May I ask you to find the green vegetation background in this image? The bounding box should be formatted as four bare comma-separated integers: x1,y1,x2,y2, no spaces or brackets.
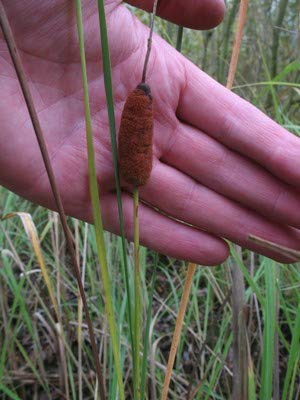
0,0,299,399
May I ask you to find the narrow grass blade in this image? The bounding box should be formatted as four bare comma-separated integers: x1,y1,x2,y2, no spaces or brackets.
0,383,22,400
260,259,276,400
140,255,157,399
96,0,134,356
224,3,249,397
74,1,125,398
133,187,141,399
282,303,300,400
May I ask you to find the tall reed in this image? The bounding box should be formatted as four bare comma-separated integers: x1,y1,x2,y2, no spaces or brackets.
96,0,135,366
226,1,249,398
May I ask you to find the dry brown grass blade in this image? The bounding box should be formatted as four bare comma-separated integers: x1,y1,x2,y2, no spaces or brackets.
0,3,105,398
248,234,300,261
161,263,196,400
2,212,59,319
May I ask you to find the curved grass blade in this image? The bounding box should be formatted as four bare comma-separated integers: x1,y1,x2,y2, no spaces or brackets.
96,0,134,364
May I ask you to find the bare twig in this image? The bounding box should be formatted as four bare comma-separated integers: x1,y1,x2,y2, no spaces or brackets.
0,3,105,399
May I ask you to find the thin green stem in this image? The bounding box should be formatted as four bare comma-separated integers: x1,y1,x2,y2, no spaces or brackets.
75,1,125,398
133,187,141,400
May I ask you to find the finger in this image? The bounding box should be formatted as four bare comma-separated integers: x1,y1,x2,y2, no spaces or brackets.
80,192,229,265
138,161,300,263
177,58,300,187
162,122,300,229
126,0,225,30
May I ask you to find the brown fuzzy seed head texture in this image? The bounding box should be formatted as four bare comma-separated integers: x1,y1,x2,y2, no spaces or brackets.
118,84,153,187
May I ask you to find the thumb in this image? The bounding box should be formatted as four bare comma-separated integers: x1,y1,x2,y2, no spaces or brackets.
125,0,226,30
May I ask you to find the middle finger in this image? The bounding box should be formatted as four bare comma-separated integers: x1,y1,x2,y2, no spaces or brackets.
161,122,300,229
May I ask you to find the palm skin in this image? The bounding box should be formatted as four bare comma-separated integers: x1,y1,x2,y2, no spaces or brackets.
1,0,300,265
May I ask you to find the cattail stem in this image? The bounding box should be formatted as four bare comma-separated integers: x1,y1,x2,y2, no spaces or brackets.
161,263,197,400
141,0,159,83
133,186,141,399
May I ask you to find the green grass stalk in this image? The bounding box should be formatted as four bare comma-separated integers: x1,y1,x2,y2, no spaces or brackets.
74,1,125,398
133,186,141,399
176,26,184,52
260,260,276,400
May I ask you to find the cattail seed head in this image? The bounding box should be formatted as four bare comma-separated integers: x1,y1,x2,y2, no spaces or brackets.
118,83,153,187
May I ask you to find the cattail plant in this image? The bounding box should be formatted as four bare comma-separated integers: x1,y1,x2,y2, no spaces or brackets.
118,82,153,398
118,2,158,398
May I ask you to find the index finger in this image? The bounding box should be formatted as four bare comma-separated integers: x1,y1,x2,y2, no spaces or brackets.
177,59,300,187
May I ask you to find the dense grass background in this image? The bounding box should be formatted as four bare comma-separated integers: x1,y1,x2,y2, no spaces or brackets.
0,0,299,399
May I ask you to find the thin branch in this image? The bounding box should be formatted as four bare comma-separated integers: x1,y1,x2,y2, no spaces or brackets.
0,3,105,399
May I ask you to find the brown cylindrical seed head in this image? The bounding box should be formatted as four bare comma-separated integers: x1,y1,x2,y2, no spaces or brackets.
118,83,153,187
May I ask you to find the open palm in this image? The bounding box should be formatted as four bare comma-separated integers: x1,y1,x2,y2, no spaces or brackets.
1,0,300,264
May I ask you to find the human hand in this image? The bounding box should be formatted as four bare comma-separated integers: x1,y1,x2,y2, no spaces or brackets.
1,0,300,265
